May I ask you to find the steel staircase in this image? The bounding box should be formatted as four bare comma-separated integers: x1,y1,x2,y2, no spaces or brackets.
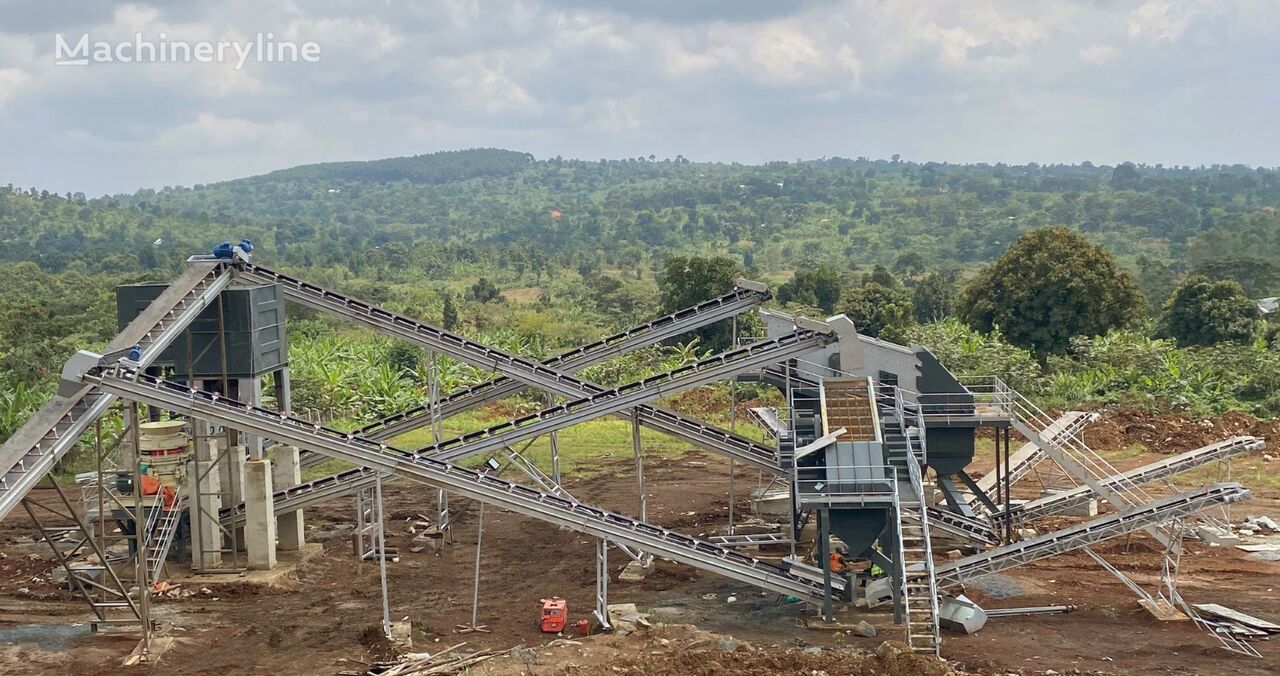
876,386,941,657
86,366,836,602
145,492,185,581
992,383,1182,549
973,410,1099,500
358,281,770,441
0,261,232,521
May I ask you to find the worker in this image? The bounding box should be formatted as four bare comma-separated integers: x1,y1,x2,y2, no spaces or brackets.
828,545,855,602
828,546,847,574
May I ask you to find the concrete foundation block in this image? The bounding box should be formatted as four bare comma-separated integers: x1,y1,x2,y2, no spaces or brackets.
271,445,305,551
1042,490,1098,517
618,559,653,582
243,459,277,570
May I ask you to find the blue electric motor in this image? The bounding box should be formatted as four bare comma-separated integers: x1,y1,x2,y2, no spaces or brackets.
127,344,142,361
212,239,254,259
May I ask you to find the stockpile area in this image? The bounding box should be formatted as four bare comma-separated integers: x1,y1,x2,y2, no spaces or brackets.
0,409,1276,675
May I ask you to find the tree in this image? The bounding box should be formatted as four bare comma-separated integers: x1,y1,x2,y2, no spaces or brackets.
958,227,1143,358
864,264,898,288
836,281,914,340
892,252,926,280
467,278,500,303
1158,276,1259,346
912,271,955,323
1135,255,1176,316
441,292,458,331
659,255,740,351
1110,162,1141,190
1192,256,1280,299
777,266,842,313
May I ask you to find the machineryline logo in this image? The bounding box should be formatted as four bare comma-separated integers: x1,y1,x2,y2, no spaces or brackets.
54,32,321,69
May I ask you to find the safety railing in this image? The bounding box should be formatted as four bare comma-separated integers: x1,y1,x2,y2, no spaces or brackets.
995,379,1155,508
795,465,900,506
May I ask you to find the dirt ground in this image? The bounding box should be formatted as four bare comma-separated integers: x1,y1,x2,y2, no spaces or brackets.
0,408,1276,675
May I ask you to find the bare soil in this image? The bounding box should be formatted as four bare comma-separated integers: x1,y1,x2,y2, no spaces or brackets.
0,409,1276,675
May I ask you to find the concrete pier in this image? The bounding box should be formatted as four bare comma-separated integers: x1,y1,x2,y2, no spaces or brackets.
243,458,277,570
271,445,305,551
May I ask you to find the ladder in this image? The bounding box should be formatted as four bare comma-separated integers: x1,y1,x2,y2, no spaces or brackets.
145,492,185,581
0,261,232,521
89,367,835,603
880,386,941,657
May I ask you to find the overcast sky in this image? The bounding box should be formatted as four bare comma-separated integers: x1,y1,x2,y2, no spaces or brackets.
0,0,1276,195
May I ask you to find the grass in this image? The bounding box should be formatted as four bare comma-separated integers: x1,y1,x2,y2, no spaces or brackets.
300,403,757,483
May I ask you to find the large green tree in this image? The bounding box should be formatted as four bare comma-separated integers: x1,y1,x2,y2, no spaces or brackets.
912,271,955,323
777,266,842,313
1158,276,1260,346
659,255,741,351
958,227,1143,357
836,281,914,340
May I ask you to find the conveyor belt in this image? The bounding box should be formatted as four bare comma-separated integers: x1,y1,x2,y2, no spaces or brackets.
227,329,826,522
416,329,828,464
0,261,232,520
926,507,999,546
360,282,769,440
997,436,1264,526
235,263,780,471
86,366,831,602
932,482,1251,587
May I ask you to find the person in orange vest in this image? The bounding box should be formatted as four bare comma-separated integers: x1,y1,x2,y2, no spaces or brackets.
828,549,847,574
140,473,178,509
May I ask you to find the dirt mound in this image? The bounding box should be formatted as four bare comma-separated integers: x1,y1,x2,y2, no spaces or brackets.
358,624,400,662
483,625,959,676
1082,408,1278,454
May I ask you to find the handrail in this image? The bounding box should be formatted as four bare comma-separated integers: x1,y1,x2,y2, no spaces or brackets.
888,462,912,642
893,388,941,652
795,464,900,499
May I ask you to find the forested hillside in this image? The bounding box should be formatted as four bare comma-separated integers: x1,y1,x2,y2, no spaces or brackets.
2,149,1279,450
107,151,1280,279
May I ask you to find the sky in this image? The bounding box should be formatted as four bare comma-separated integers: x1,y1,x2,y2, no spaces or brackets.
0,0,1276,196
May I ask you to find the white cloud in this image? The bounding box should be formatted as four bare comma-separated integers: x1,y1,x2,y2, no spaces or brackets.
0,0,1275,194
0,68,30,108
1128,1,1199,42
1079,44,1118,65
